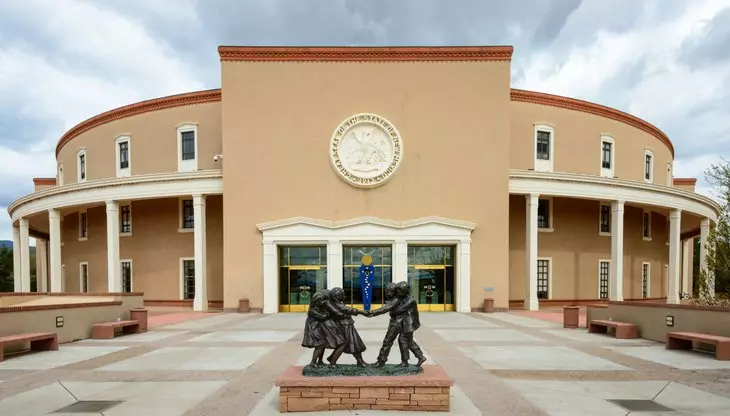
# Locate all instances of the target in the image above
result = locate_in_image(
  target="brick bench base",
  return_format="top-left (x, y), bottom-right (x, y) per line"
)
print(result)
top-left (276, 365), bottom-right (452, 412)
top-left (667, 331), bottom-right (730, 360)
top-left (0, 332), bottom-right (58, 362)
top-left (91, 320), bottom-right (142, 339)
top-left (588, 319), bottom-right (638, 339)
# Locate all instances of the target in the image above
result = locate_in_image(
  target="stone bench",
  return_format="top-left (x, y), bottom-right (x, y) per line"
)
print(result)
top-left (588, 319), bottom-right (638, 339)
top-left (0, 332), bottom-right (58, 362)
top-left (91, 320), bottom-right (142, 339)
top-left (666, 332), bottom-right (730, 360)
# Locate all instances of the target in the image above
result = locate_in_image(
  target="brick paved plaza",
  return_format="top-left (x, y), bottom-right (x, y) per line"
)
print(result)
top-left (1, 310), bottom-right (730, 415)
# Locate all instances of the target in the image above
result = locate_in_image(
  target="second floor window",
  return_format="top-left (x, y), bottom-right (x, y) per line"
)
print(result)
top-left (79, 153), bottom-right (86, 181)
top-left (181, 131), bottom-right (196, 160)
top-left (119, 141), bottom-right (129, 169)
top-left (182, 199), bottom-right (194, 229)
top-left (645, 153), bottom-right (653, 181)
top-left (536, 131), bottom-right (551, 160)
top-left (602, 141), bottom-right (612, 169)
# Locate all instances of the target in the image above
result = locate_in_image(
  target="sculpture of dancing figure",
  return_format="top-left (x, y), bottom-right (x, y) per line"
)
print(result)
top-left (301, 289), bottom-right (345, 368)
top-left (368, 281), bottom-right (426, 367)
top-left (324, 287), bottom-right (369, 367)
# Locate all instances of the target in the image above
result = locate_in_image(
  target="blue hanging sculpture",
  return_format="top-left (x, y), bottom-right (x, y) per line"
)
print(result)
top-left (359, 254), bottom-right (375, 311)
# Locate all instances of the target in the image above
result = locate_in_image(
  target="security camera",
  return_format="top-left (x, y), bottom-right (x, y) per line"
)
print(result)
top-left (213, 154), bottom-right (223, 162)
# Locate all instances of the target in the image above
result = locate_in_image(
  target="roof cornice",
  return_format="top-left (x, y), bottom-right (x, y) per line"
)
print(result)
top-left (218, 45), bottom-right (514, 62)
top-left (55, 89), bottom-right (222, 157)
top-left (510, 89), bottom-right (674, 157)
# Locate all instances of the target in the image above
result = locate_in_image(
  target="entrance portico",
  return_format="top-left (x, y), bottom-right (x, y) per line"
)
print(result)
top-left (257, 216), bottom-right (475, 314)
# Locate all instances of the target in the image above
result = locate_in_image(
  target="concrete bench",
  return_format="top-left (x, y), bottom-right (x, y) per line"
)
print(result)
top-left (666, 332), bottom-right (730, 360)
top-left (0, 332), bottom-right (58, 362)
top-left (91, 320), bottom-right (142, 339)
top-left (588, 319), bottom-right (638, 339)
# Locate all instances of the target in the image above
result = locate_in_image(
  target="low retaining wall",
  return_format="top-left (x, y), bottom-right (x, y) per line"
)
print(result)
top-left (587, 301), bottom-right (730, 343)
top-left (0, 293), bottom-right (144, 347)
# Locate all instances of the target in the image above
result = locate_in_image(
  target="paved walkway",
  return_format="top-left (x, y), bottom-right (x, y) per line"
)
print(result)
top-left (1, 310), bottom-right (730, 415)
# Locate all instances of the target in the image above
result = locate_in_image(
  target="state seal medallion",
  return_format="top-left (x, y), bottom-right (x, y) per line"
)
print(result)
top-left (329, 113), bottom-right (403, 188)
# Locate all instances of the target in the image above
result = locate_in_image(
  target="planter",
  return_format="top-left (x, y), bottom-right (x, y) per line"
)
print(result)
top-left (563, 306), bottom-right (580, 329)
top-left (238, 298), bottom-right (250, 313)
top-left (483, 298), bottom-right (494, 313)
top-left (129, 308), bottom-right (148, 332)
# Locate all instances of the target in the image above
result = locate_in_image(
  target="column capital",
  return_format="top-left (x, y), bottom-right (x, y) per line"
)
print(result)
top-left (48, 208), bottom-right (61, 219)
top-left (670, 209), bottom-right (682, 219)
top-left (526, 193), bottom-right (540, 204)
top-left (193, 194), bottom-right (207, 204)
top-left (19, 218), bottom-right (29, 227)
top-left (611, 200), bottom-right (625, 210)
top-left (700, 217), bottom-right (711, 228)
top-left (105, 200), bottom-right (118, 211)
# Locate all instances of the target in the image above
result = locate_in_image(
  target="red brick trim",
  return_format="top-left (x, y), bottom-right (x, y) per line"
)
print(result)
top-left (0, 301), bottom-right (122, 313)
top-left (610, 300), bottom-right (730, 312)
top-left (673, 178), bottom-right (697, 186)
top-left (218, 45), bottom-right (514, 62)
top-left (143, 299), bottom-right (223, 308)
top-left (0, 292), bottom-right (144, 297)
top-left (55, 89), bottom-right (222, 157)
top-left (509, 297), bottom-right (666, 308)
top-left (33, 178), bottom-right (56, 186)
top-left (510, 89), bottom-right (674, 157)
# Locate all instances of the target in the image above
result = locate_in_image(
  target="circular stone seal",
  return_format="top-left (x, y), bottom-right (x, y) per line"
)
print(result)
top-left (329, 113), bottom-right (403, 188)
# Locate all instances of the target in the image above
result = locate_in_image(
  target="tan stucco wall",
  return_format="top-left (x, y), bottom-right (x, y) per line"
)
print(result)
top-left (510, 101), bottom-right (674, 184)
top-left (587, 303), bottom-right (730, 342)
top-left (59, 196), bottom-right (223, 301)
top-left (509, 195), bottom-right (670, 301)
top-left (56, 102), bottom-right (222, 184)
top-left (221, 60), bottom-right (512, 310)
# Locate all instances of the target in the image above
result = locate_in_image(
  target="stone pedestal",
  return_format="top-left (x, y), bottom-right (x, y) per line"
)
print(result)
top-left (129, 308), bottom-right (148, 332)
top-left (276, 365), bottom-right (453, 412)
top-left (563, 306), bottom-right (580, 329)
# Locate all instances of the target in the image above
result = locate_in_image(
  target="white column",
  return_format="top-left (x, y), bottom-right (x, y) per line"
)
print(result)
top-left (262, 241), bottom-right (277, 314)
top-left (699, 218), bottom-right (712, 297)
top-left (609, 200), bottom-right (625, 301)
top-left (524, 194), bottom-right (539, 311)
top-left (19, 218), bottom-right (31, 292)
top-left (393, 239), bottom-right (408, 284)
top-left (681, 239), bottom-right (691, 295)
top-left (12, 225), bottom-right (21, 292)
top-left (457, 240), bottom-right (471, 313)
top-left (667, 209), bottom-right (682, 304)
top-left (106, 201), bottom-right (121, 292)
top-left (193, 194), bottom-right (208, 312)
top-left (49, 209), bottom-right (63, 292)
top-left (327, 239), bottom-right (343, 290)
top-left (38, 239), bottom-right (48, 292)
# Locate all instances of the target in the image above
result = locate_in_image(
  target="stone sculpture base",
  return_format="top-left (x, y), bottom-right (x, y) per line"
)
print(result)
top-left (302, 363), bottom-right (424, 377)
top-left (276, 365), bottom-right (452, 412)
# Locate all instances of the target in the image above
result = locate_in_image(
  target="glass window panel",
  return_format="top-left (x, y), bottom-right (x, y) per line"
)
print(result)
top-left (289, 247), bottom-right (322, 265)
top-left (181, 131), bottom-right (195, 160)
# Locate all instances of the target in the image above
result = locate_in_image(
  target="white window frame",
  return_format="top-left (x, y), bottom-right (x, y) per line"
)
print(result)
top-left (120, 259), bottom-right (133, 292)
top-left (178, 197), bottom-right (194, 233)
top-left (536, 257), bottom-right (552, 300)
top-left (119, 202), bottom-right (132, 237)
top-left (598, 259), bottom-right (611, 299)
top-left (78, 209), bottom-right (88, 241)
top-left (177, 123), bottom-right (199, 173)
top-left (179, 257), bottom-right (195, 300)
top-left (537, 196), bottom-right (554, 232)
top-left (642, 209), bottom-right (652, 241)
top-left (76, 148), bottom-right (87, 183)
top-left (600, 135), bottom-right (615, 178)
top-left (598, 202), bottom-right (611, 236)
top-left (57, 162), bottom-right (64, 186)
top-left (533, 123), bottom-right (555, 172)
top-left (115, 135), bottom-right (131, 178)
top-left (641, 262), bottom-right (651, 298)
top-left (79, 261), bottom-right (89, 293)
top-left (644, 149), bottom-right (654, 183)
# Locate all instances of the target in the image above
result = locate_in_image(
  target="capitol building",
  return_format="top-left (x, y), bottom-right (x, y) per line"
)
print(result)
top-left (7, 45), bottom-right (720, 313)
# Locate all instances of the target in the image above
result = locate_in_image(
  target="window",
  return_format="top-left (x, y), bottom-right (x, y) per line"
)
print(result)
top-left (537, 198), bottom-right (553, 230)
top-left (177, 123), bottom-right (198, 172)
top-left (533, 124), bottom-right (555, 172)
top-left (179, 198), bottom-right (194, 231)
top-left (77, 149), bottom-right (87, 182)
top-left (115, 135), bottom-right (131, 177)
top-left (537, 259), bottom-right (551, 299)
top-left (79, 262), bottom-right (89, 293)
top-left (642, 210), bottom-right (652, 240)
top-left (642, 262), bottom-right (650, 298)
top-left (644, 150), bottom-right (654, 183)
top-left (600, 136), bottom-right (615, 178)
top-left (598, 260), bottom-right (610, 299)
top-left (599, 203), bottom-right (611, 235)
top-left (78, 210), bottom-right (88, 240)
top-left (121, 260), bottom-right (133, 293)
top-left (181, 259), bottom-right (195, 300)
top-left (120, 204), bottom-right (132, 235)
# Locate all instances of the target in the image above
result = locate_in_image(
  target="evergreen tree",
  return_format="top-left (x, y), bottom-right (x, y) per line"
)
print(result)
top-left (0, 247), bottom-right (13, 292)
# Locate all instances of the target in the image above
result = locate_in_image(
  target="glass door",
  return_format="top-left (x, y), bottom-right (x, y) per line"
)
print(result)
top-left (279, 246), bottom-right (327, 312)
top-left (407, 245), bottom-right (456, 312)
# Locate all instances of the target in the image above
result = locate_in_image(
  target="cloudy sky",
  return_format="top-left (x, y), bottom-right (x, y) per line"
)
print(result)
top-left (0, 0), bottom-right (728, 241)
